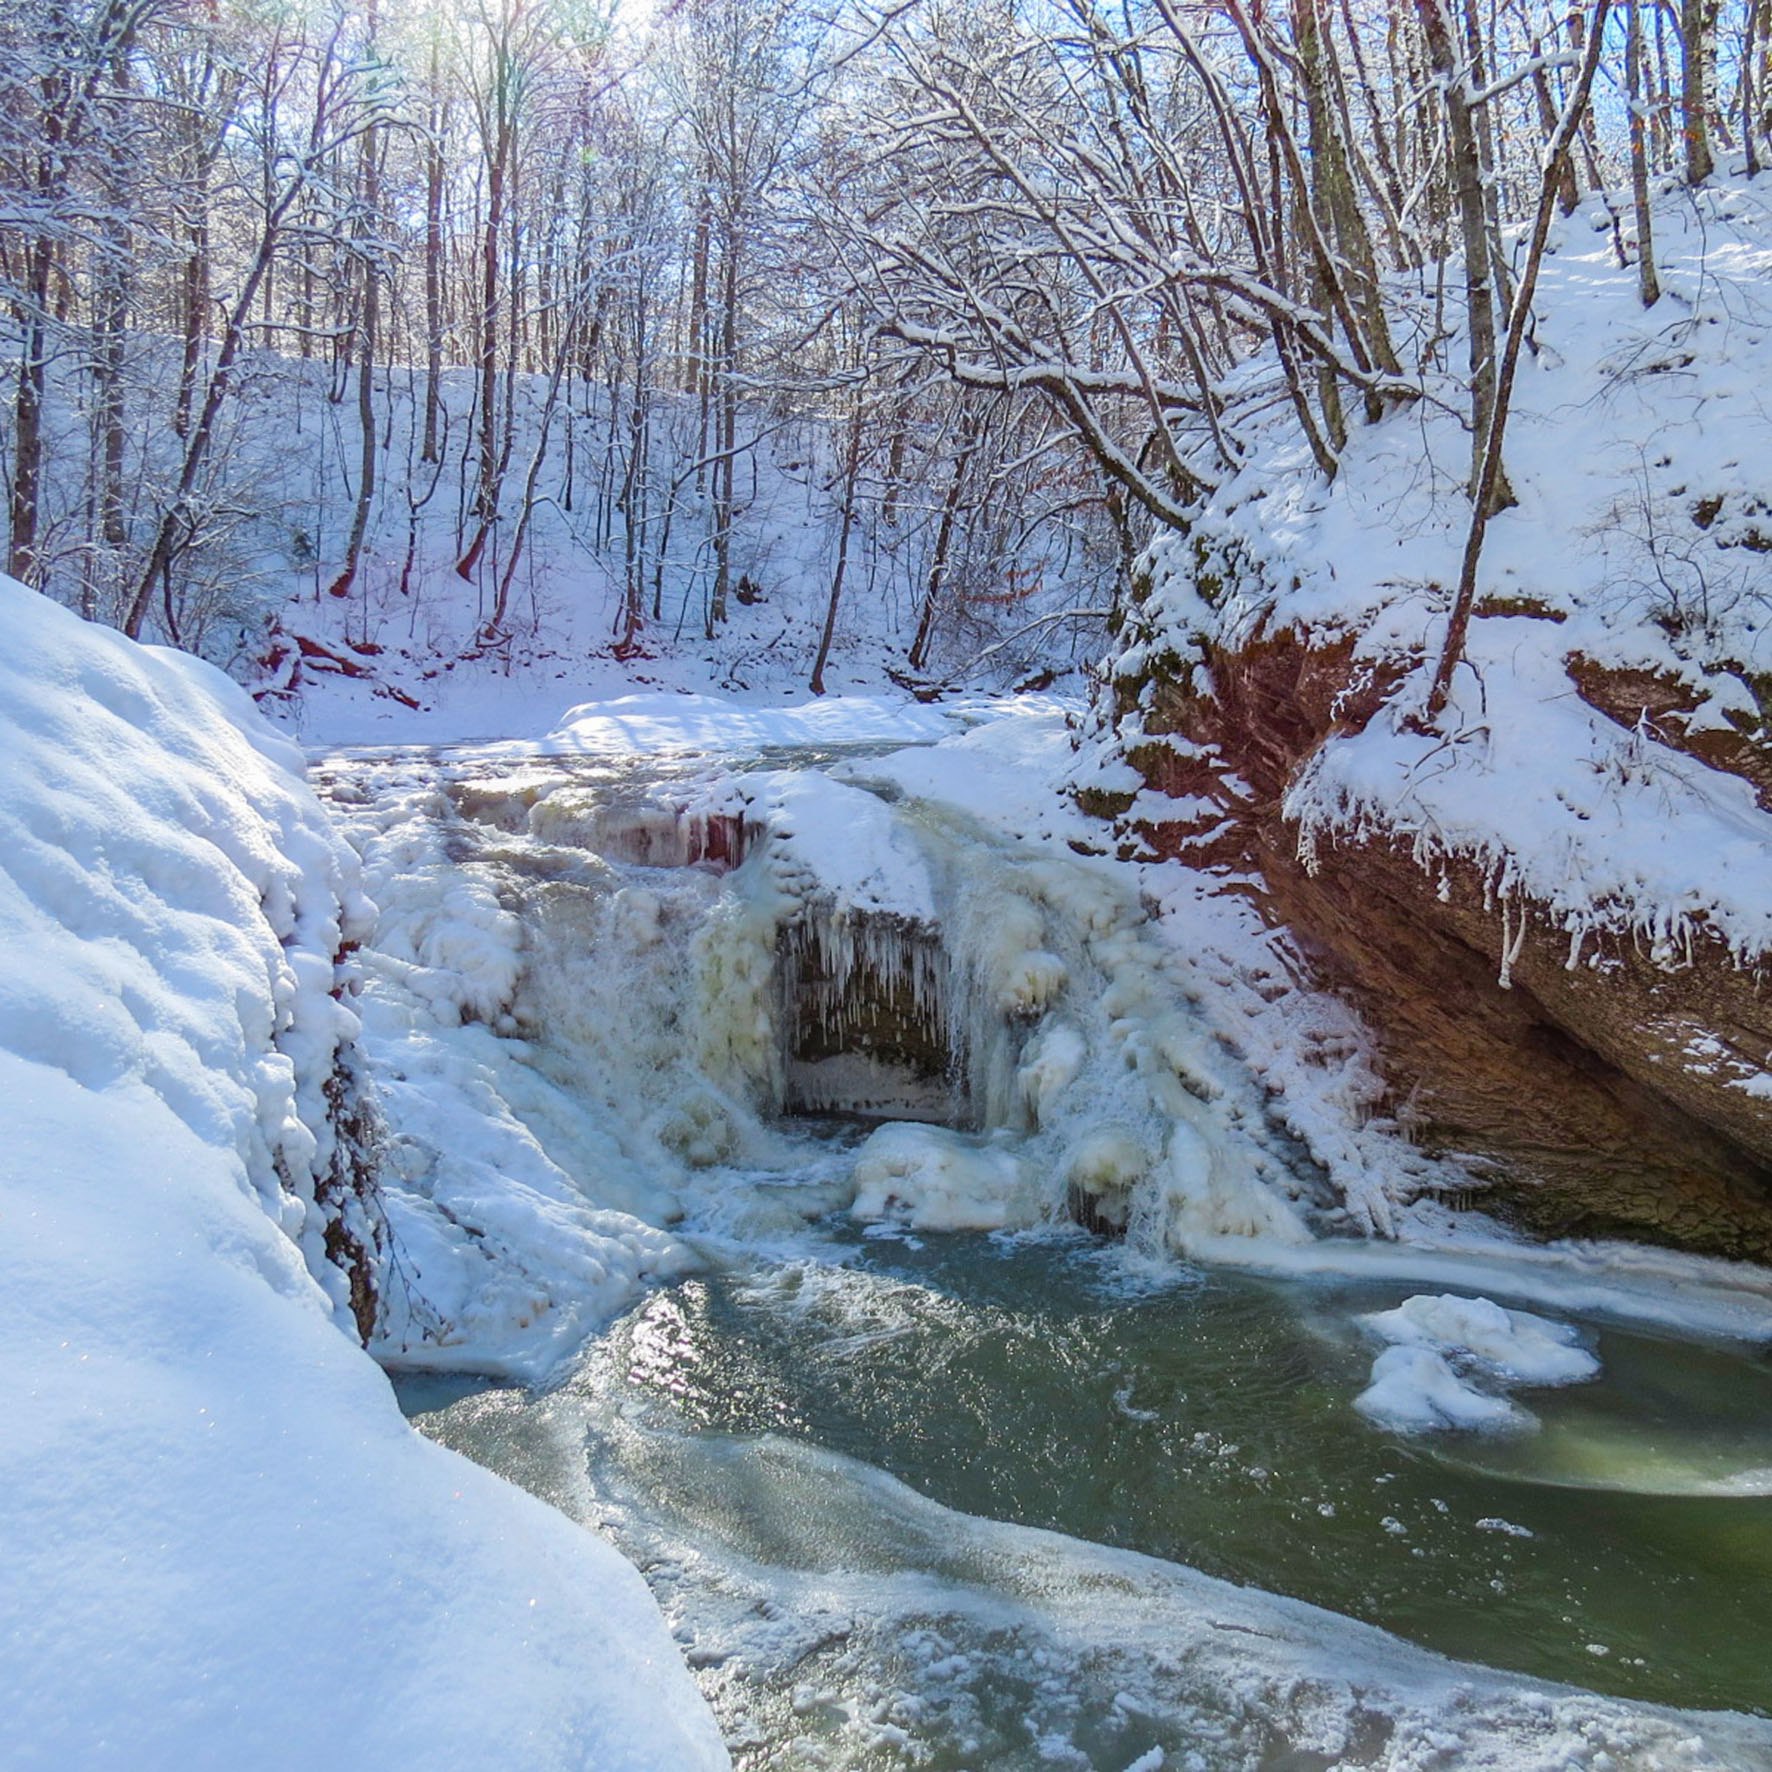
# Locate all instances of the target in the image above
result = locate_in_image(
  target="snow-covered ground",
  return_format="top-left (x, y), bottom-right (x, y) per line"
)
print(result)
top-left (0, 577), bottom-right (725, 1770)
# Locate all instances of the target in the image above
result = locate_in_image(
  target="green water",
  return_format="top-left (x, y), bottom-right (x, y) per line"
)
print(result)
top-left (403, 1226), bottom-right (1772, 1742)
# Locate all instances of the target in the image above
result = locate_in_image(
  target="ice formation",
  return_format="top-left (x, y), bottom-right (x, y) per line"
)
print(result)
top-left (849, 1123), bottom-right (1042, 1231)
top-left (1355, 1346), bottom-right (1534, 1434)
top-left (1364, 1292), bottom-right (1602, 1386)
top-left (1354, 1293), bottom-right (1600, 1435)
top-left (330, 698), bottom-right (1772, 1395)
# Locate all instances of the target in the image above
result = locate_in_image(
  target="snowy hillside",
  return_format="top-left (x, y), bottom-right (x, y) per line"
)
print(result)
top-left (0, 577), bottom-right (724, 1770)
top-left (1116, 172), bottom-right (1772, 971)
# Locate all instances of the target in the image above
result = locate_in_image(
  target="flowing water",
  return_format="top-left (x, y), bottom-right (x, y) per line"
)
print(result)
top-left (320, 736), bottom-right (1772, 1768)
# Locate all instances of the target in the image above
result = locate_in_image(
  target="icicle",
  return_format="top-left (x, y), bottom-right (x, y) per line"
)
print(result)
top-left (1498, 899), bottom-right (1527, 990)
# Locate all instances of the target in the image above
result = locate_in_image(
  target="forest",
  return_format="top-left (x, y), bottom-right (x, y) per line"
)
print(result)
top-left (2, 0), bottom-right (1759, 698)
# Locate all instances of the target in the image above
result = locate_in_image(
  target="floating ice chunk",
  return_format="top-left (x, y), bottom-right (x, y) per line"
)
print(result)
top-left (850, 1123), bottom-right (1043, 1232)
top-left (1354, 1347), bottom-right (1533, 1434)
top-left (1476, 1517), bottom-right (1536, 1538)
top-left (1363, 1293), bottom-right (1600, 1387)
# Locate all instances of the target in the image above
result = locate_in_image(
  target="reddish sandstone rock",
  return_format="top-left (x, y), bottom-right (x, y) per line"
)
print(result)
top-left (1108, 621), bottom-right (1772, 1260)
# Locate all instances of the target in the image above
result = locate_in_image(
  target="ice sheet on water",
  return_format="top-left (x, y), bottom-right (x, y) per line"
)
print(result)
top-left (581, 1396), bottom-right (1772, 1772)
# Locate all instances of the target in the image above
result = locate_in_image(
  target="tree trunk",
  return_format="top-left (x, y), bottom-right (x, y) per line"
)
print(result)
top-left (1417, 0), bottom-right (1510, 511)
top-left (8, 241), bottom-right (53, 585)
top-left (811, 397), bottom-right (865, 696)
top-left (329, 54), bottom-right (382, 604)
top-left (421, 61), bottom-right (445, 465)
top-left (1425, 0), bottom-right (1612, 721)
top-left (458, 103), bottom-right (511, 581)
top-left (1682, 0), bottom-right (1718, 182)
top-left (909, 410), bottom-right (981, 673)
top-left (1629, 0), bottom-right (1664, 306)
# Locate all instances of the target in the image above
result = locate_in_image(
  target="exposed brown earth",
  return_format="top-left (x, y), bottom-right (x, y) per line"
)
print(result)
top-left (1103, 623), bottom-right (1772, 1260)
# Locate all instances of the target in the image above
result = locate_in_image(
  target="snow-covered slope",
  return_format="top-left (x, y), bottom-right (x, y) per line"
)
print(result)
top-left (0, 577), bottom-right (725, 1770)
top-left (1122, 173), bottom-right (1772, 967)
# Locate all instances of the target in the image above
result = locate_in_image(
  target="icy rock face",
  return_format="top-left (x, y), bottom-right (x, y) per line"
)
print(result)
top-left (322, 758), bottom-right (758, 1378)
top-left (742, 771), bottom-right (966, 1122)
top-left (750, 786), bottom-right (1331, 1255)
top-left (779, 909), bottom-right (959, 1121)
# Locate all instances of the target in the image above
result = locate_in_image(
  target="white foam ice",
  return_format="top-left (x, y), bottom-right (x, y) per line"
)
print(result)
top-left (1365, 1293), bottom-right (1601, 1386)
top-left (1353, 1293), bottom-right (1600, 1437)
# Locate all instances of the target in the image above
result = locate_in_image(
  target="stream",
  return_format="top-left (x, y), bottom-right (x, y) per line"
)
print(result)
top-left (318, 730), bottom-right (1772, 1768)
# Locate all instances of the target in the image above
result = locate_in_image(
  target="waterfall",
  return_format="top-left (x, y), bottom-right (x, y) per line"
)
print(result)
top-left (319, 744), bottom-right (1326, 1378)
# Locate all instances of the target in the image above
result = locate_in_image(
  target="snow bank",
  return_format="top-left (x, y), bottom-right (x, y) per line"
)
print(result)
top-left (1287, 625), bottom-right (1772, 968)
top-left (0, 580), bottom-right (724, 1769)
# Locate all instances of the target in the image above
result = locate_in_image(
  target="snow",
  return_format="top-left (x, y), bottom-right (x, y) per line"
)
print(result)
top-left (1127, 172), bottom-right (1772, 978)
top-left (1355, 1346), bottom-right (1535, 1433)
top-left (1354, 1294), bottom-right (1600, 1437)
top-left (744, 769), bottom-right (940, 922)
top-left (1364, 1292), bottom-right (1601, 1387)
top-left (537, 690), bottom-right (968, 759)
top-left (0, 577), bottom-right (725, 1770)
